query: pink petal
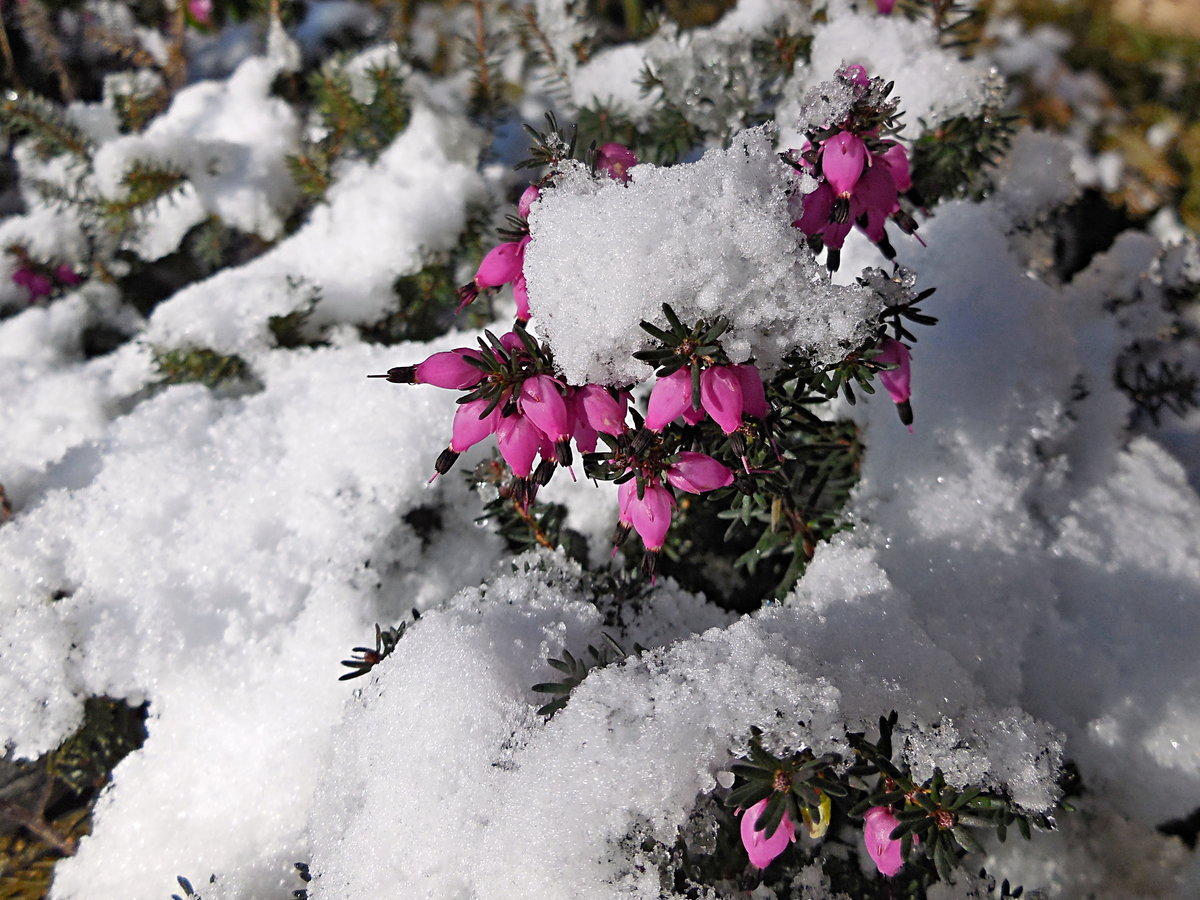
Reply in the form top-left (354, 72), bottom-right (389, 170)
top-left (629, 483), bottom-right (673, 550)
top-left (733, 364), bottom-right (768, 419)
top-left (879, 143), bottom-right (912, 193)
top-left (475, 242), bottom-right (524, 289)
top-left (596, 143), bottom-right (638, 182)
top-left (700, 366), bottom-right (745, 434)
top-left (415, 350), bottom-right (484, 389)
top-left (577, 384), bottom-right (628, 436)
top-left (874, 338), bottom-right (912, 404)
top-left (519, 375), bottom-right (572, 441)
top-left (738, 799), bottom-right (796, 870)
top-left (793, 181), bottom-right (834, 236)
top-left (496, 413), bottom-right (542, 477)
top-left (645, 368), bottom-right (693, 431)
top-left (665, 452), bottom-right (734, 494)
top-left (821, 132), bottom-right (868, 196)
top-left (518, 184), bottom-right (540, 219)
top-left (450, 398), bottom-right (501, 452)
top-left (863, 806), bottom-right (908, 877)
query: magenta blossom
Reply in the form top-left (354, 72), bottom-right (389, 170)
top-left (518, 184), bottom-right (540, 218)
top-left (863, 806), bottom-right (909, 877)
top-left (372, 349), bottom-right (484, 389)
top-left (645, 368), bottom-right (693, 431)
top-left (626, 481), bottom-right (673, 551)
top-left (874, 0), bottom-right (897, 14)
top-left (665, 452), bottom-right (734, 494)
top-left (458, 237), bottom-right (530, 317)
top-left (496, 413), bottom-right (542, 478)
top-left (738, 799), bottom-right (796, 869)
top-left (821, 131), bottom-right (868, 197)
top-left (699, 366), bottom-right (745, 434)
top-left (873, 338), bottom-right (911, 404)
top-left (596, 143), bottom-right (638, 182)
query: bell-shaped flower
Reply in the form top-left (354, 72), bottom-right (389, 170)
top-left (840, 64), bottom-right (870, 87)
top-left (518, 184), bottom-right (540, 218)
top-left (700, 366), bottom-right (745, 434)
top-left (873, 338), bottom-right (911, 405)
top-left (793, 180), bottom-right (834, 236)
top-left (821, 132), bottom-right (868, 196)
top-left (496, 413), bottom-right (542, 478)
top-left (863, 806), bottom-right (908, 877)
top-left (596, 143), bottom-right (637, 182)
top-left (475, 240), bottom-right (526, 289)
top-left (733, 364), bottom-right (768, 419)
top-left (450, 398), bottom-right (502, 453)
top-left (665, 452), bottom-right (734, 494)
top-left (54, 264), bottom-right (82, 286)
top-left (513, 273), bottom-right (530, 321)
top-left (645, 368), bottom-right (694, 431)
top-left (874, 0), bottom-right (897, 13)
top-left (879, 143), bottom-right (912, 193)
top-left (418, 350), bottom-right (485, 389)
top-left (576, 384), bottom-right (627, 436)
top-left (519, 375), bottom-right (572, 441)
top-left (855, 162), bottom-right (900, 243)
top-left (738, 798), bottom-right (796, 870)
top-left (628, 482), bottom-right (674, 551)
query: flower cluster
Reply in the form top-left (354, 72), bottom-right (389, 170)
top-left (455, 143), bottom-right (638, 321)
top-left (786, 66), bottom-right (920, 271)
top-left (9, 255), bottom-right (82, 303)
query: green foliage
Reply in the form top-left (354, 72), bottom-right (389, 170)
top-left (531, 632), bottom-right (633, 717)
top-left (909, 109), bottom-right (1018, 205)
top-left (0, 92), bottom-right (92, 161)
top-left (101, 160), bottom-right (190, 235)
top-left (152, 346), bottom-right (254, 389)
top-left (339, 616), bottom-right (418, 681)
top-left (286, 62), bottom-right (411, 203)
top-left (47, 697), bottom-right (148, 797)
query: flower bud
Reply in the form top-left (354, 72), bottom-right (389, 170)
top-left (519, 375), bottom-right (573, 442)
top-left (518, 184), bottom-right (540, 219)
top-left (738, 798), bottom-right (795, 870)
top-left (874, 338), bottom-right (911, 405)
top-left (863, 806), bottom-right (908, 877)
top-left (733, 364), bottom-right (768, 419)
top-left (665, 452), bottom-right (734, 494)
top-left (821, 132), bottom-right (868, 196)
top-left (474, 241), bottom-right (525, 289)
top-left (628, 482), bottom-right (673, 551)
top-left (577, 384), bottom-right (627, 436)
top-left (596, 143), bottom-right (637, 182)
top-left (450, 398), bottom-right (501, 453)
top-left (700, 366), bottom-right (745, 434)
top-left (645, 368), bottom-right (693, 431)
top-left (496, 413), bottom-right (542, 478)
top-left (414, 350), bottom-right (484, 390)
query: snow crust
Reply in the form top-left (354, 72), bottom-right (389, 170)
top-left (524, 127), bottom-right (878, 386)
top-left (0, 3), bottom-right (1198, 899)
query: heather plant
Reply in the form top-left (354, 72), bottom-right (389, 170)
top-left (0, 2), bottom-right (1198, 900)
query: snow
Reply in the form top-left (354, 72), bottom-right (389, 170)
top-left (1, 1), bottom-right (1199, 898)
top-left (524, 127), bottom-right (878, 386)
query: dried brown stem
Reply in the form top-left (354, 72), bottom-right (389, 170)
top-left (16, 0), bottom-right (74, 101)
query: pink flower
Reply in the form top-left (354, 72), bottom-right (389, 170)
top-left (665, 452), bottom-right (733, 494)
top-left (53, 264), bottom-right (82, 286)
top-left (821, 132), bottom-right (868, 197)
top-left (841, 64), bottom-right (870, 87)
top-left (596, 143), bottom-right (638, 182)
top-left (576, 384), bottom-right (627, 436)
top-left (188, 0), bottom-right (213, 25)
top-left (518, 184), bottom-right (540, 218)
top-left (733, 364), bottom-right (768, 419)
top-left (879, 143), bottom-right (912, 193)
top-left (12, 268), bottom-right (53, 301)
top-left (519, 375), bottom-right (572, 442)
top-left (450, 398), bottom-right (501, 453)
top-left (475, 240), bottom-right (525, 289)
top-left (645, 368), bottom-right (694, 431)
top-left (873, 0), bottom-right (896, 14)
top-left (496, 413), bottom-right (542, 478)
top-left (863, 806), bottom-right (908, 877)
top-left (873, 338), bottom-right (911, 405)
top-left (459, 238), bottom-right (528, 311)
top-left (738, 798), bottom-right (796, 869)
top-left (700, 366), bottom-right (744, 434)
top-left (627, 481), bottom-right (673, 551)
